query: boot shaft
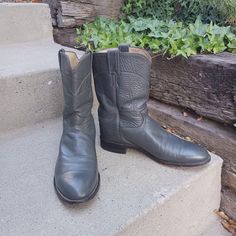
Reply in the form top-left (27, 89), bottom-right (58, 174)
top-left (58, 49), bottom-right (93, 129)
top-left (93, 46), bottom-right (152, 128)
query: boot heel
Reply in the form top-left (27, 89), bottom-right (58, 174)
top-left (101, 140), bottom-right (127, 154)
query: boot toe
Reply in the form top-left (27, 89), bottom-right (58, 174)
top-left (54, 172), bottom-right (98, 203)
top-left (183, 143), bottom-right (211, 166)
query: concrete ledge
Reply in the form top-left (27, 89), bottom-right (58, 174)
top-left (0, 3), bottom-right (53, 44)
top-left (0, 117), bottom-right (223, 236)
top-left (0, 41), bottom-right (63, 77)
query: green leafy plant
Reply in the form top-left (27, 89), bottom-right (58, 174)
top-left (76, 16), bottom-right (236, 58)
top-left (121, 0), bottom-right (175, 20)
top-left (207, 0), bottom-right (236, 19)
top-left (121, 0), bottom-right (235, 24)
top-left (76, 17), bottom-right (137, 50)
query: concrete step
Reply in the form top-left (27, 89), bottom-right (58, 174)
top-left (0, 116), bottom-right (223, 236)
top-left (0, 3), bottom-right (53, 45)
top-left (0, 41), bottom-right (83, 133)
top-left (201, 219), bottom-right (231, 236)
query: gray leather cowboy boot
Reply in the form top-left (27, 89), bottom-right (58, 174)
top-left (54, 49), bottom-right (100, 203)
top-left (93, 45), bottom-right (211, 166)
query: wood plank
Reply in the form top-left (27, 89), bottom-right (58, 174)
top-left (56, 0), bottom-right (123, 28)
top-left (57, 1), bottom-right (96, 28)
top-left (150, 53), bottom-right (236, 125)
top-left (47, 0), bottom-right (123, 44)
top-left (60, 1), bottom-right (95, 18)
top-left (90, 0), bottom-right (124, 19)
top-left (221, 188), bottom-right (236, 220)
top-left (53, 28), bottom-right (78, 47)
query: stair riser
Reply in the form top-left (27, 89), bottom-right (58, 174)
top-left (0, 70), bottom-right (63, 132)
top-left (0, 70), bottom-right (99, 133)
top-left (118, 160), bottom-right (222, 236)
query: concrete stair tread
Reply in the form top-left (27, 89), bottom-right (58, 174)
top-left (201, 219), bottom-right (231, 236)
top-left (0, 41), bottom-right (83, 78)
top-left (0, 3), bottom-right (53, 45)
top-left (0, 117), bottom-right (223, 236)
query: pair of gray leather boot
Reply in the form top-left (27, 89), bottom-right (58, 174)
top-left (54, 45), bottom-right (211, 203)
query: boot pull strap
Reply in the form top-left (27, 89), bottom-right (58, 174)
top-left (118, 44), bottom-right (130, 52)
top-left (107, 48), bottom-right (120, 75)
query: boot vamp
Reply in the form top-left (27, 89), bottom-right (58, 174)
top-left (55, 128), bottom-right (98, 201)
top-left (121, 116), bottom-right (211, 165)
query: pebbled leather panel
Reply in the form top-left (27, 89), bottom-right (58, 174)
top-left (119, 53), bottom-right (151, 79)
top-left (118, 71), bottom-right (149, 127)
top-left (118, 72), bottom-right (149, 109)
top-left (117, 54), bottom-right (150, 128)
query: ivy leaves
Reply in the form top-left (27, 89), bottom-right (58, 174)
top-left (76, 16), bottom-right (236, 58)
top-left (76, 18), bottom-right (133, 50)
top-left (121, 0), bottom-right (236, 25)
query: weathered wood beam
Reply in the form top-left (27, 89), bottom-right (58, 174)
top-left (60, 1), bottom-right (95, 18)
top-left (150, 52), bottom-right (236, 125)
top-left (55, 0), bottom-right (123, 28)
top-left (90, 0), bottom-right (124, 19)
top-left (57, 0), bottom-right (96, 28)
top-left (46, 0), bottom-right (123, 45)
top-left (53, 28), bottom-right (78, 47)
top-left (221, 188), bottom-right (236, 220)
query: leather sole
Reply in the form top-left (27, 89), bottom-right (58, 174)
top-left (101, 140), bottom-right (211, 167)
top-left (54, 173), bottom-right (100, 204)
